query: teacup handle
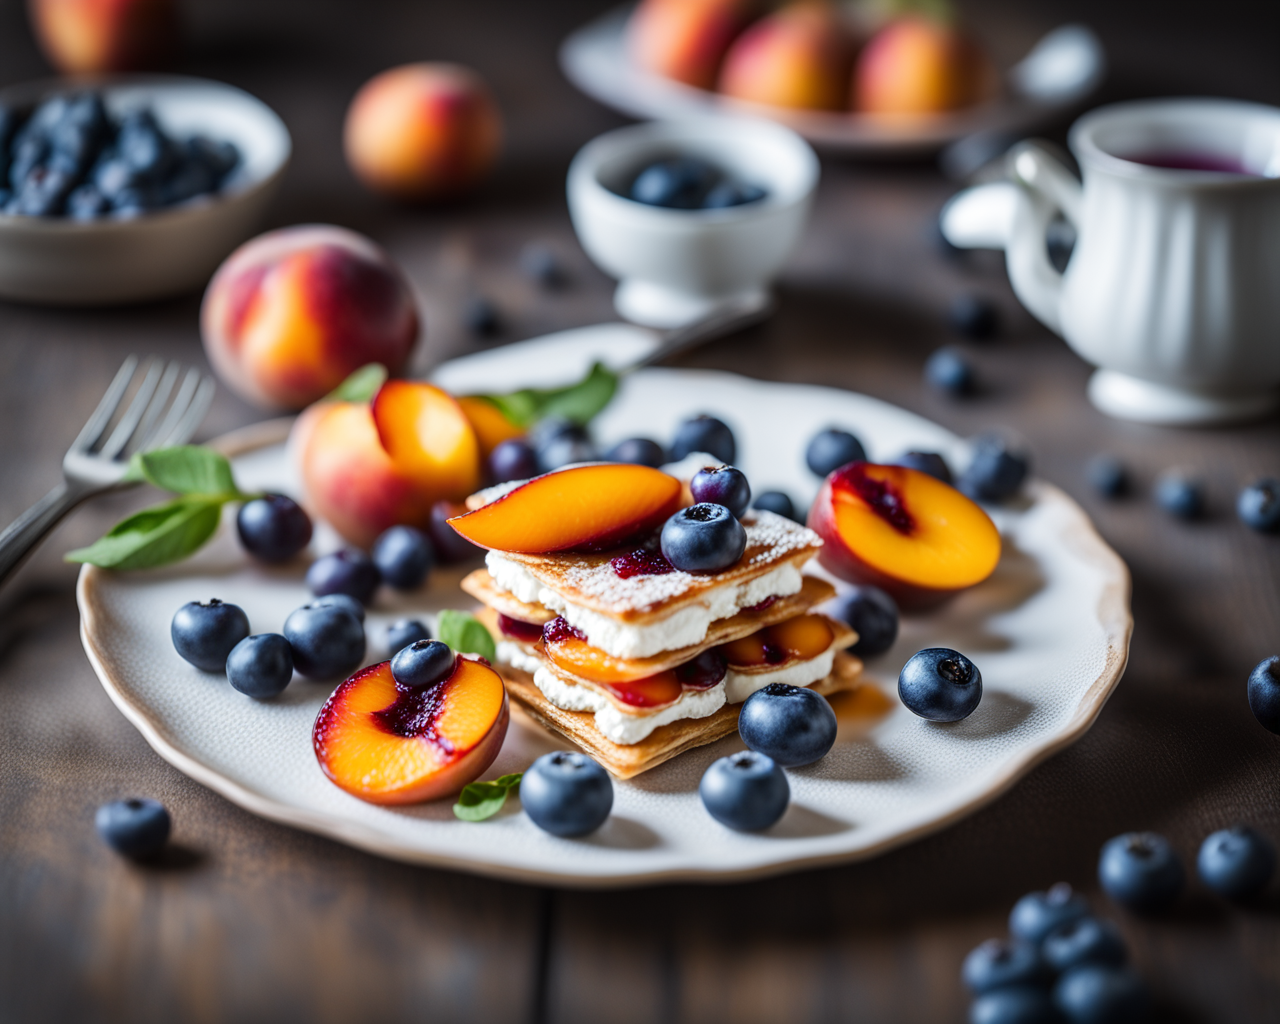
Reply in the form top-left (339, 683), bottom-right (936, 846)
top-left (1003, 141), bottom-right (1084, 337)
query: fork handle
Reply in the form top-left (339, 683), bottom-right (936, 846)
top-left (0, 482), bottom-right (93, 588)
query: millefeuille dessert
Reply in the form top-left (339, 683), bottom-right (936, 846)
top-left (448, 459), bottom-right (863, 779)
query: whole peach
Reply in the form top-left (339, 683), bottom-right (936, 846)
top-left (628, 0), bottom-right (756, 91)
top-left (27, 0), bottom-right (178, 74)
top-left (854, 17), bottom-right (995, 115)
top-left (201, 224), bottom-right (420, 411)
top-left (344, 63), bottom-right (502, 202)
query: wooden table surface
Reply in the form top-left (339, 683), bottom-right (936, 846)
top-left (2, 1), bottom-right (1278, 1021)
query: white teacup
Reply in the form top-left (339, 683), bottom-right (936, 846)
top-left (943, 98), bottom-right (1280, 423)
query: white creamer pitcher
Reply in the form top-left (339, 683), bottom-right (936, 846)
top-left (943, 99), bottom-right (1280, 423)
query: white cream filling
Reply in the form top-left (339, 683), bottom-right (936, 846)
top-left (486, 551), bottom-right (804, 659)
top-left (495, 641), bottom-right (542, 676)
top-left (723, 648), bottom-right (836, 704)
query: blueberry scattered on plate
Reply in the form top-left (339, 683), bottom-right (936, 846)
top-left (385, 619), bottom-right (431, 657)
top-left (738, 683), bottom-right (837, 767)
top-left (1197, 824), bottom-right (1276, 900)
top-left (962, 938), bottom-right (1048, 994)
top-left (834, 586), bottom-right (899, 657)
top-left (390, 639), bottom-right (455, 690)
top-left (925, 346), bottom-right (976, 396)
top-left (1042, 917), bottom-right (1127, 972)
top-left (283, 602), bottom-right (366, 680)
top-left (312, 592), bottom-right (366, 623)
top-left (489, 438), bottom-right (540, 482)
top-left (532, 418), bottom-right (597, 472)
top-left (660, 502), bottom-right (747, 572)
top-left (1237, 478), bottom-right (1280, 532)
top-left (969, 986), bottom-right (1059, 1024)
top-left (306, 549), bottom-right (381, 605)
top-left (960, 433), bottom-right (1030, 503)
top-left (805, 427), bottom-right (866, 478)
top-left (519, 243), bottom-right (566, 288)
top-left (605, 437), bottom-right (667, 467)
top-left (670, 414), bottom-right (736, 465)
top-left (752, 489), bottom-right (799, 521)
top-left (950, 293), bottom-right (1000, 341)
top-left (236, 494), bottom-right (312, 563)
top-left (372, 525), bottom-right (435, 590)
top-left (171, 598), bottom-right (250, 673)
top-left (1247, 655), bottom-right (1280, 734)
top-left (1153, 470), bottom-right (1204, 520)
top-left (1097, 831), bottom-right (1184, 913)
top-left (1086, 455), bottom-right (1129, 499)
top-left (690, 464), bottom-right (751, 519)
top-left (1052, 964), bottom-right (1149, 1024)
top-left (1009, 883), bottom-right (1089, 943)
top-left (699, 750), bottom-right (789, 832)
top-left (898, 647), bottom-right (982, 722)
top-left (95, 797), bottom-right (171, 860)
top-left (626, 156), bottom-right (766, 211)
top-left (895, 450), bottom-right (953, 484)
top-left (521, 751), bottom-right (613, 837)
top-left (226, 633), bottom-right (294, 699)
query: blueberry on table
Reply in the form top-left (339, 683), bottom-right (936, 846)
top-left (629, 157), bottom-right (717, 209)
top-left (1247, 656), bottom-right (1280, 734)
top-left (898, 648), bottom-right (982, 722)
top-left (1097, 832), bottom-right (1184, 913)
top-left (521, 751), bottom-right (614, 837)
top-left (894, 450), bottom-right (953, 484)
top-left (489, 438), bottom-right (540, 483)
top-left (1153, 470), bottom-right (1204, 520)
top-left (950, 293), bottom-right (1000, 341)
top-left (226, 634), bottom-right (294, 699)
top-left (1237, 478), bottom-right (1280, 532)
top-left (532, 419), bottom-right (597, 472)
top-left (464, 295), bottom-right (501, 336)
top-left (1085, 455), bottom-right (1128, 499)
top-left (171, 599), bottom-right (250, 672)
top-left (306, 549), bottom-right (381, 605)
top-left (1052, 965), bottom-right (1149, 1024)
top-left (960, 433), bottom-right (1030, 503)
top-left (752, 490), bottom-right (798, 521)
top-left (390, 639), bottom-right (455, 689)
top-left (605, 437), bottom-right (667, 468)
top-left (372, 525), bottom-right (435, 590)
top-left (385, 619), bottom-right (430, 657)
top-left (95, 798), bottom-right (170, 860)
top-left (670, 414), bottom-right (736, 465)
top-left (660, 503), bottom-right (747, 572)
top-left (690, 464), bottom-right (751, 519)
top-left (833, 586), bottom-right (899, 657)
top-left (969, 987), bottom-right (1060, 1024)
top-left (961, 938), bottom-right (1048, 993)
top-left (1197, 825), bottom-right (1276, 899)
top-left (312, 593), bottom-right (366, 623)
top-left (700, 750), bottom-right (789, 832)
top-left (805, 428), bottom-right (866, 478)
top-left (702, 180), bottom-right (767, 208)
top-left (519, 243), bottom-right (566, 288)
top-left (1042, 917), bottom-right (1127, 972)
top-left (236, 494), bottom-right (313, 563)
top-left (925, 346), bottom-right (976, 396)
top-left (429, 500), bottom-right (484, 564)
top-left (283, 603), bottom-right (366, 680)
top-left (739, 683), bottom-right (838, 767)
top-left (1008, 882), bottom-right (1090, 943)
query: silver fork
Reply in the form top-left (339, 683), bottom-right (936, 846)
top-left (0, 356), bottom-right (215, 587)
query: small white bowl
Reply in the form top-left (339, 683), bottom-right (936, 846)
top-left (0, 75), bottom-right (290, 306)
top-left (567, 118), bottom-right (818, 327)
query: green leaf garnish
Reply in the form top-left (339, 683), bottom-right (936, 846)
top-left (325, 363), bottom-right (389, 403)
top-left (472, 361), bottom-right (617, 430)
top-left (437, 609), bottom-right (497, 663)
top-left (454, 773), bottom-right (523, 821)
top-left (129, 446), bottom-right (243, 498)
top-left (66, 497), bottom-right (224, 569)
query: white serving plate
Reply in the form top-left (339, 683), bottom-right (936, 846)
top-left (78, 323), bottom-right (1130, 887)
top-left (560, 6), bottom-right (1105, 156)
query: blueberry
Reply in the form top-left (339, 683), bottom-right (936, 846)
top-left (962, 938), bottom-right (1048, 993)
top-left (805, 428), bottom-right (866, 478)
top-left (372, 525), bottom-right (435, 590)
top-left (752, 490), bottom-right (798, 521)
top-left (66, 183), bottom-right (108, 220)
top-left (925, 346), bottom-right (976, 395)
top-left (629, 157), bottom-right (717, 209)
top-left (225, 634), bottom-right (294, 699)
top-left (1097, 832), bottom-right (1184, 913)
top-left (1009, 882), bottom-right (1090, 943)
top-left (118, 112), bottom-right (174, 179)
top-left (1153, 470), bottom-right (1204, 520)
top-left (390, 638), bottom-right (455, 689)
top-left (1042, 917), bottom-right (1127, 972)
top-left (94, 156), bottom-right (140, 199)
top-left (306, 549), bottom-right (381, 605)
top-left (162, 156), bottom-right (216, 204)
top-left (702, 180), bottom-right (767, 208)
top-left (605, 437), bottom-right (666, 467)
top-left (236, 494), bottom-right (313, 563)
top-left (894, 450), bottom-right (953, 484)
top-left (700, 750), bottom-right (789, 831)
top-left (1197, 824), bottom-right (1276, 899)
top-left (1086, 455), bottom-right (1128, 499)
top-left (898, 647), bottom-right (982, 722)
top-left (970, 987), bottom-right (1060, 1024)
top-left (519, 243), bottom-right (566, 288)
top-left (670, 414), bottom-right (736, 465)
top-left (283, 603), bottom-right (366, 680)
top-left (312, 593), bottom-right (366, 623)
top-left (520, 751), bottom-right (614, 837)
top-left (1052, 965), bottom-right (1149, 1024)
top-left (1247, 656), bottom-right (1280, 734)
top-left (386, 619), bottom-right (430, 656)
top-left (95, 797), bottom-right (170, 860)
top-left (950, 293), bottom-right (1000, 340)
top-left (533, 419), bottom-right (597, 471)
top-left (1237, 478), bottom-right (1280, 532)
top-left (961, 433), bottom-right (1030, 502)
top-left (171, 599), bottom-right (250, 672)
top-left (429, 500), bottom-right (484, 564)
top-left (690, 464), bottom-right (751, 518)
top-left (464, 295), bottom-right (501, 336)
top-left (833, 586), bottom-right (899, 657)
top-left (660, 503), bottom-right (747, 572)
top-left (489, 438), bottom-right (540, 483)
top-left (111, 183), bottom-right (162, 218)
top-left (186, 135), bottom-right (239, 180)
top-left (739, 683), bottom-right (837, 767)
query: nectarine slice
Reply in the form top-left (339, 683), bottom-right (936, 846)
top-left (372, 380), bottom-right (482, 501)
top-left (456, 395), bottom-right (525, 458)
top-left (720, 614), bottom-right (834, 667)
top-left (448, 463), bottom-right (683, 554)
top-left (809, 462), bottom-right (1000, 610)
top-left (542, 616), bottom-right (671, 686)
top-left (313, 656), bottom-right (509, 805)
top-left (604, 672), bottom-right (684, 709)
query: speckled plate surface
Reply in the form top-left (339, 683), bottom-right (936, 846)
top-left (78, 323), bottom-right (1131, 887)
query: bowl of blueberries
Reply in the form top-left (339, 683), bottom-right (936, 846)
top-left (0, 74), bottom-right (290, 305)
top-left (567, 117), bottom-right (818, 328)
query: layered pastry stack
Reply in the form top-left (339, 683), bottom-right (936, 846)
top-left (453, 462), bottom-right (863, 779)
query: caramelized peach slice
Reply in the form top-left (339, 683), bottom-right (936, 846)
top-left (808, 462), bottom-right (1000, 610)
top-left (542, 617), bottom-right (668, 685)
top-left (604, 672), bottom-right (684, 709)
top-left (448, 463), bottom-right (683, 553)
top-left (456, 395), bottom-right (525, 458)
top-left (721, 613), bottom-right (835, 668)
top-left (313, 656), bottom-right (509, 805)
top-left (372, 380), bottom-right (482, 501)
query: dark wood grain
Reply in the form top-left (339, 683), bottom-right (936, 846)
top-left (1, 0), bottom-right (1279, 1021)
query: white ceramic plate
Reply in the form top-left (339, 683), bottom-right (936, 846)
top-left (560, 7), bottom-right (1105, 156)
top-left (78, 324), bottom-right (1130, 887)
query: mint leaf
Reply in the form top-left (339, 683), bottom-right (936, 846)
top-left (437, 609), bottom-right (497, 663)
top-left (474, 361), bottom-right (617, 429)
top-left (66, 497), bottom-right (224, 569)
top-left (130, 446), bottom-right (241, 497)
top-left (453, 773), bottom-right (523, 821)
top-left (326, 363), bottom-right (388, 403)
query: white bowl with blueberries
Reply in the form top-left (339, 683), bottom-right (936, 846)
top-left (0, 75), bottom-right (290, 305)
top-left (567, 117), bottom-right (818, 327)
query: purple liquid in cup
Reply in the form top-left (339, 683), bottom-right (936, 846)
top-left (1125, 151), bottom-right (1257, 175)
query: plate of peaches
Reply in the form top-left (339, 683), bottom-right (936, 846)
top-left (77, 322), bottom-right (1130, 886)
top-left (560, 2), bottom-right (1105, 154)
